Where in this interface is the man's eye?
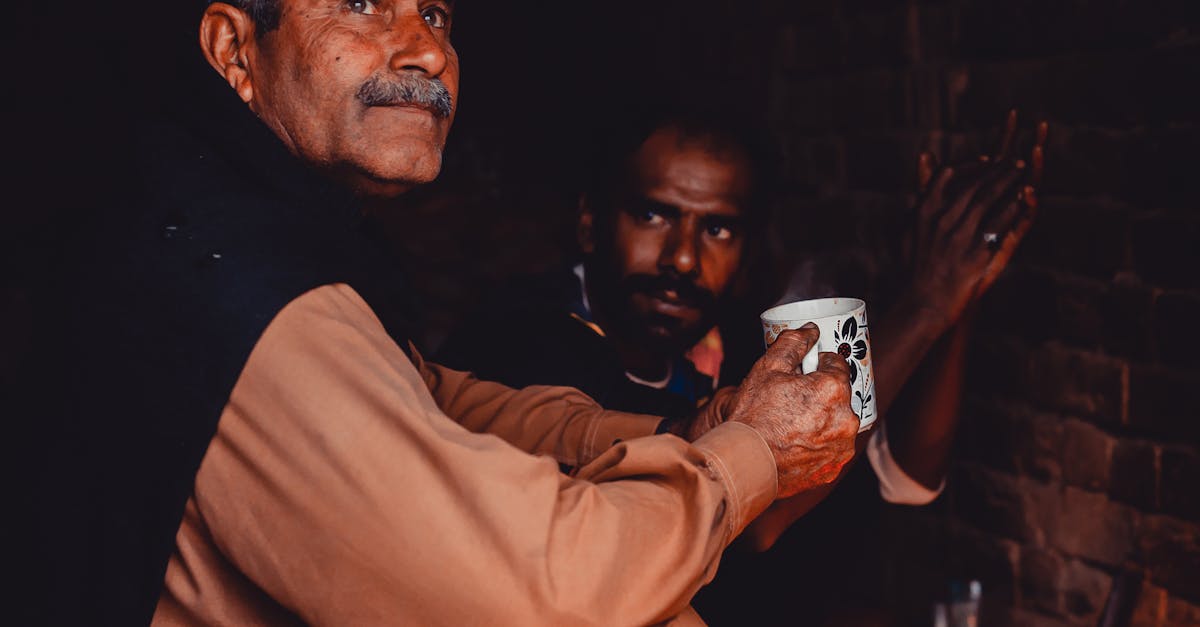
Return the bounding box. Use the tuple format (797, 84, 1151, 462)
(422, 6, 450, 28)
(347, 0, 379, 15)
(706, 225, 734, 240)
(638, 210, 666, 226)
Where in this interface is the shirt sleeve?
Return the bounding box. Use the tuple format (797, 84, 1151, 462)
(866, 420, 945, 505)
(185, 284, 777, 626)
(412, 350, 662, 467)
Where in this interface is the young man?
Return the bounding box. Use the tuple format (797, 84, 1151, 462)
(439, 109, 1042, 624)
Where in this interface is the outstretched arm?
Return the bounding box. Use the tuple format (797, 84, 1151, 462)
(735, 113, 1046, 549)
(881, 113, 1045, 486)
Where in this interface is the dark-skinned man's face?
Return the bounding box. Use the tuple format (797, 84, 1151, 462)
(213, 0, 459, 197)
(582, 127, 752, 354)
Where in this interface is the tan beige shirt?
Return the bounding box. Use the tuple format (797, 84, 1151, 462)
(152, 284, 777, 626)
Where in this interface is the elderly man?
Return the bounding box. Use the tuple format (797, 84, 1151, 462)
(18, 2, 861, 625)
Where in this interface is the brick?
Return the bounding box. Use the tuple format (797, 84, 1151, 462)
(1026, 343, 1127, 427)
(1110, 440, 1160, 512)
(1017, 413, 1068, 484)
(1040, 127, 1136, 204)
(1061, 419, 1114, 491)
(840, 7, 910, 70)
(1046, 277, 1111, 351)
(1155, 292, 1200, 370)
(770, 0, 839, 23)
(772, 76, 837, 134)
(976, 268, 1060, 345)
(878, 511, 953, 624)
(1161, 446, 1200, 522)
(1103, 277, 1158, 361)
(1131, 580, 1169, 627)
(1131, 45, 1200, 127)
(1138, 515, 1200, 604)
(957, 0, 1073, 61)
(777, 134, 845, 190)
(1125, 127, 1200, 210)
(831, 71, 911, 133)
(945, 525, 1019, 606)
(1129, 366, 1200, 445)
(959, 402, 1066, 482)
(964, 337, 1030, 401)
(957, 400, 1025, 475)
(1061, 559, 1111, 623)
(1027, 275, 1157, 361)
(1044, 487, 1135, 567)
(1132, 214, 1200, 290)
(843, 130, 931, 192)
(953, 464, 1044, 543)
(1071, 5, 1200, 57)
(1003, 125, 1198, 216)
(774, 20, 842, 76)
(1167, 595, 1200, 626)
(951, 50, 1200, 130)
(1021, 197, 1131, 282)
(913, 3, 957, 63)
(909, 66, 947, 129)
(990, 607, 1074, 627)
(1020, 546, 1064, 616)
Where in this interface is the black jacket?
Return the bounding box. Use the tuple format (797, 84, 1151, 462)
(16, 67, 416, 625)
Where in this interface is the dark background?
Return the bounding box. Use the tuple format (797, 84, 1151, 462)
(5, 1, 1199, 625)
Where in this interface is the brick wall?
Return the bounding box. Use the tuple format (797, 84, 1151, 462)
(728, 1, 1200, 625)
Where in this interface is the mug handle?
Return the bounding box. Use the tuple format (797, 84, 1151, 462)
(800, 342, 820, 375)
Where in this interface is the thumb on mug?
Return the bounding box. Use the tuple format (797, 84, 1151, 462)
(760, 323, 819, 374)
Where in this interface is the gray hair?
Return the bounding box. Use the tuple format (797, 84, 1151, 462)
(213, 0, 281, 32)
(356, 73, 454, 119)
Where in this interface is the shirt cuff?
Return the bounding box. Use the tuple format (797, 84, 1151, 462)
(691, 421, 778, 539)
(582, 411, 663, 463)
(866, 422, 945, 505)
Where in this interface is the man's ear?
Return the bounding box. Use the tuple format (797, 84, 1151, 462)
(577, 194, 596, 255)
(199, 3, 258, 104)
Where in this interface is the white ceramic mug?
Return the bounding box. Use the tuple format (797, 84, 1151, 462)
(761, 297, 877, 433)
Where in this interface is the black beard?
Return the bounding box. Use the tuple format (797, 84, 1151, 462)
(584, 258, 719, 353)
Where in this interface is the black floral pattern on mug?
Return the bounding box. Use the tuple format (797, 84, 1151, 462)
(833, 316, 869, 384)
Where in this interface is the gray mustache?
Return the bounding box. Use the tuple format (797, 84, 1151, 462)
(356, 74, 453, 119)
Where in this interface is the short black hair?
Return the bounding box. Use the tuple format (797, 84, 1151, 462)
(582, 105, 779, 236)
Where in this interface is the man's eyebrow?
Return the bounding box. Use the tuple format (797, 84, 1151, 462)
(702, 213, 747, 228)
(626, 197, 681, 218)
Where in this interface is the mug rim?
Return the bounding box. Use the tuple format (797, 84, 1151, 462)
(760, 297, 866, 323)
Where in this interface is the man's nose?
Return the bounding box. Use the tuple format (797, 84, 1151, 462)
(387, 14, 449, 77)
(659, 223, 700, 278)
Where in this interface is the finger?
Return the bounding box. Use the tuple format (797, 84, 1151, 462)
(980, 188, 1036, 251)
(1036, 121, 1049, 148)
(1031, 144, 1045, 186)
(935, 165, 998, 241)
(918, 166, 955, 223)
(978, 201, 1037, 294)
(758, 324, 819, 373)
(994, 108, 1019, 161)
(958, 162, 1026, 240)
(1021, 184, 1039, 211)
(815, 351, 851, 380)
(918, 152, 937, 192)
